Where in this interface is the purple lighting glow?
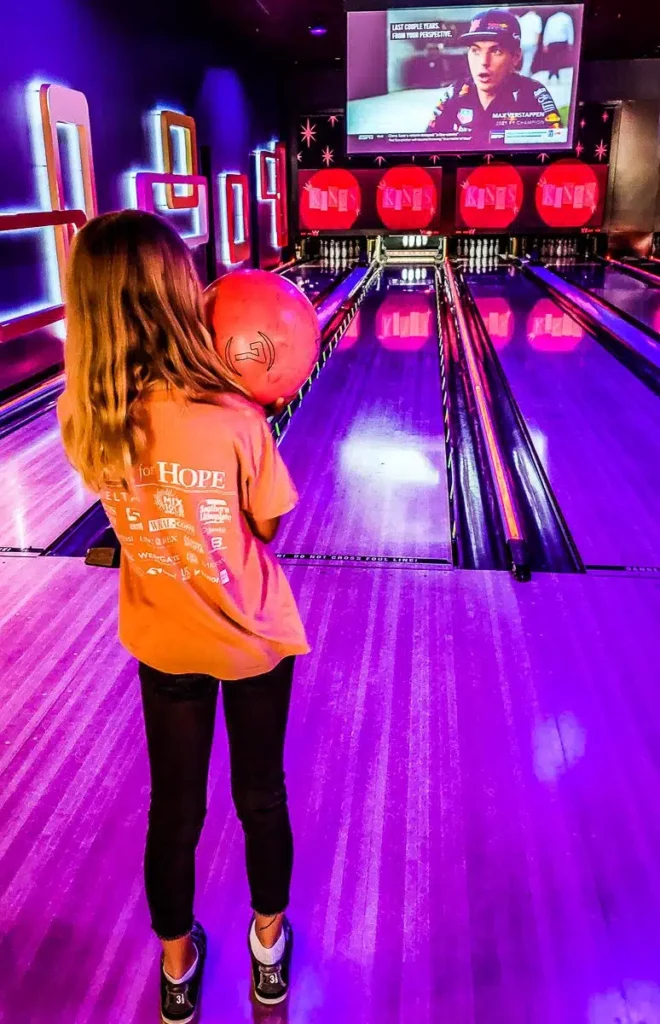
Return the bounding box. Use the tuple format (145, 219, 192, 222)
(309, 24, 327, 36)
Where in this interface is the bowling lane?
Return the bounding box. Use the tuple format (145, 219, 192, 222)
(0, 407, 95, 550)
(0, 262, 351, 552)
(281, 261, 346, 303)
(276, 267, 452, 562)
(467, 266, 660, 569)
(555, 263, 660, 336)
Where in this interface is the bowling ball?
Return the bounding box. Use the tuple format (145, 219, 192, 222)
(205, 269, 321, 406)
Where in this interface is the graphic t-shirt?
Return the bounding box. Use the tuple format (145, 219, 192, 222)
(58, 388, 309, 679)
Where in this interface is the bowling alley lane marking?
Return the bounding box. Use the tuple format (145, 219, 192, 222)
(277, 552, 452, 568)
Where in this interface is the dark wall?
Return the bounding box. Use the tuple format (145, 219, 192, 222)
(0, 0, 282, 394)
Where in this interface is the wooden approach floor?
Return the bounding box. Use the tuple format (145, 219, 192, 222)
(2, 556, 660, 1024)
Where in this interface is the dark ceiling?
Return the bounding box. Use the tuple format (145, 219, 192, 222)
(201, 0, 658, 66)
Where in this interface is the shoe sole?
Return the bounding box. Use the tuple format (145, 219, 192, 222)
(252, 984, 289, 1006)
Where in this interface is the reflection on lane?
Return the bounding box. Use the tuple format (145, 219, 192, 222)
(275, 269, 452, 561)
(558, 263, 660, 336)
(467, 266, 660, 568)
(0, 408, 95, 549)
(281, 262, 345, 303)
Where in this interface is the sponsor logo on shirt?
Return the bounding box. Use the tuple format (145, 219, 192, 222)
(457, 107, 474, 125)
(126, 508, 144, 531)
(137, 552, 181, 565)
(148, 517, 195, 534)
(199, 500, 232, 526)
(211, 536, 225, 551)
(145, 566, 177, 579)
(154, 488, 185, 518)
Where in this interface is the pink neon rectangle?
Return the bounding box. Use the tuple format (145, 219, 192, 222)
(134, 173, 209, 248)
(0, 208, 87, 343)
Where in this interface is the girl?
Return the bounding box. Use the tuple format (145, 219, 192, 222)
(59, 210, 309, 1023)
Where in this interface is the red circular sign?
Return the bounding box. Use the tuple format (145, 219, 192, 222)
(475, 296, 515, 350)
(527, 298, 584, 352)
(459, 163, 523, 230)
(535, 159, 600, 229)
(300, 169, 361, 230)
(376, 166, 438, 231)
(376, 292, 433, 351)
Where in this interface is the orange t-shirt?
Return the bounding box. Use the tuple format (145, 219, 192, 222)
(59, 389, 309, 679)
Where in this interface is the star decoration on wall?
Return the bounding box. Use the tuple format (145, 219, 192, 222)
(483, 153, 494, 164)
(300, 119, 317, 147)
(328, 114, 340, 126)
(595, 140, 608, 161)
(374, 155, 386, 166)
(575, 141, 584, 157)
(296, 151, 303, 162)
(602, 110, 609, 122)
(537, 152, 549, 163)
(429, 154, 440, 164)
(580, 118, 586, 129)
(321, 146, 334, 167)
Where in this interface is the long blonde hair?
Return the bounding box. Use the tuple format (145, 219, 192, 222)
(61, 210, 236, 491)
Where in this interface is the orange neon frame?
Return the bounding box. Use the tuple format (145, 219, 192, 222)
(159, 110, 199, 209)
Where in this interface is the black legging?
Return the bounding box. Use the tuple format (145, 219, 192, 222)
(139, 657, 295, 940)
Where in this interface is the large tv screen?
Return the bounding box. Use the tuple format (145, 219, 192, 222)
(347, 4, 584, 154)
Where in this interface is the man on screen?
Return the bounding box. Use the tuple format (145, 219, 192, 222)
(427, 9, 562, 144)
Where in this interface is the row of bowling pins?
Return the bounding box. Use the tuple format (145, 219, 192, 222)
(320, 239, 359, 260)
(401, 267, 430, 281)
(456, 237, 501, 258)
(402, 235, 431, 248)
(466, 255, 500, 274)
(534, 237, 579, 258)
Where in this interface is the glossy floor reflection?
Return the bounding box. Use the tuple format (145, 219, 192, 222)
(0, 407, 95, 549)
(559, 263, 660, 336)
(468, 266, 660, 569)
(3, 557, 660, 1023)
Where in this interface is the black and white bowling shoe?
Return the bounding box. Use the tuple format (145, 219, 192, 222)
(248, 916, 293, 1006)
(160, 921, 207, 1024)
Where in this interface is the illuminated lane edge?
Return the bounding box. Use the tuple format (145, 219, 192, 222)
(604, 255, 660, 289)
(530, 265, 660, 371)
(316, 267, 370, 330)
(444, 262, 529, 580)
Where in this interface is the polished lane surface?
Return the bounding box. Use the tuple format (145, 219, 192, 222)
(556, 263, 660, 336)
(277, 267, 452, 562)
(281, 260, 348, 303)
(467, 265, 660, 568)
(0, 409, 96, 550)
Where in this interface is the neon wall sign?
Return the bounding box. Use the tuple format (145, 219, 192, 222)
(0, 80, 290, 346)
